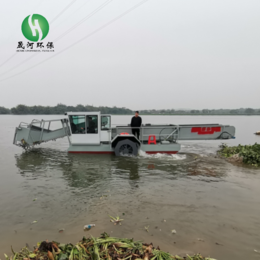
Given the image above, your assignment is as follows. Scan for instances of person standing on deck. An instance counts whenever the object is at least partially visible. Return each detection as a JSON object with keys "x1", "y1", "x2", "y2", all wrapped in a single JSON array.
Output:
[{"x1": 131, "y1": 111, "x2": 142, "y2": 139}]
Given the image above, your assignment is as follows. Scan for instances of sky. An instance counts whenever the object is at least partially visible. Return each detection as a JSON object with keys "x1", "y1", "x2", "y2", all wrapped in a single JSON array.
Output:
[{"x1": 0, "y1": 0, "x2": 259, "y2": 110}]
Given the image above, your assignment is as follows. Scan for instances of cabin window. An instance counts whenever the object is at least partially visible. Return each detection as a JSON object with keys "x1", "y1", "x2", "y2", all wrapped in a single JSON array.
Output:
[
  {"x1": 86, "y1": 115, "x2": 98, "y2": 134},
  {"x1": 101, "y1": 116, "x2": 111, "y2": 130},
  {"x1": 69, "y1": 115, "x2": 86, "y2": 134}
]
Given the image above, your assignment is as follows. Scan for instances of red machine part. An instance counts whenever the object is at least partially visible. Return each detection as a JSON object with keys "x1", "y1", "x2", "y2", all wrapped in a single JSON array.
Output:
[{"x1": 120, "y1": 132, "x2": 129, "y2": 135}]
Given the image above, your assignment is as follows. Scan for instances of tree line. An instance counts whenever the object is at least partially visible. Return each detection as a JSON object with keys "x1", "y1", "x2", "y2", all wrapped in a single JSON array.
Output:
[
  {"x1": 0, "y1": 104, "x2": 260, "y2": 115},
  {"x1": 0, "y1": 104, "x2": 133, "y2": 115},
  {"x1": 141, "y1": 108, "x2": 260, "y2": 115}
]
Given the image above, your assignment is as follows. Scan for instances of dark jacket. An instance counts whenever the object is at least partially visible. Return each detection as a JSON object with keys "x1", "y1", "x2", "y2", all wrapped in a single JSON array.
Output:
[{"x1": 131, "y1": 116, "x2": 142, "y2": 128}]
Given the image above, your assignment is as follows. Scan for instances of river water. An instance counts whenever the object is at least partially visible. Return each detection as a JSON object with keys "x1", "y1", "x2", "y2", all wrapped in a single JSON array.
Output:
[{"x1": 0, "y1": 115, "x2": 260, "y2": 260}]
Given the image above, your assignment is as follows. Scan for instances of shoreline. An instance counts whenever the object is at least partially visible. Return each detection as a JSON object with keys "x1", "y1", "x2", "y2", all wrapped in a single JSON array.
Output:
[{"x1": 4, "y1": 233, "x2": 215, "y2": 260}]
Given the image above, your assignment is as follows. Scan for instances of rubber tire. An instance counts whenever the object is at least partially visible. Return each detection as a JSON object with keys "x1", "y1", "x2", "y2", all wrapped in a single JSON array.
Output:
[{"x1": 114, "y1": 139, "x2": 138, "y2": 156}]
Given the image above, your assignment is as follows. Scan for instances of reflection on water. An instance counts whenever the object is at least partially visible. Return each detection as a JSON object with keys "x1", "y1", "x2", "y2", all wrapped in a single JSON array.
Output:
[
  {"x1": 15, "y1": 148, "x2": 226, "y2": 187},
  {"x1": 1, "y1": 115, "x2": 260, "y2": 260}
]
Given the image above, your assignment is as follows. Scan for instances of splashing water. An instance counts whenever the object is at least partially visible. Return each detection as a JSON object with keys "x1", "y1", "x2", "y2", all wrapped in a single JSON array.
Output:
[{"x1": 138, "y1": 149, "x2": 186, "y2": 160}]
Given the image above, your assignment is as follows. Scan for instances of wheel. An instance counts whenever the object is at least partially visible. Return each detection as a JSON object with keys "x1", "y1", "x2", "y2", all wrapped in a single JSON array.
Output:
[{"x1": 114, "y1": 139, "x2": 138, "y2": 156}]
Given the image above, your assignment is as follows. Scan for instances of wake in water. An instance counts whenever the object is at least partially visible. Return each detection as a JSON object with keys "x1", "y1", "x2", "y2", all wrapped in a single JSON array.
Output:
[{"x1": 138, "y1": 149, "x2": 186, "y2": 160}]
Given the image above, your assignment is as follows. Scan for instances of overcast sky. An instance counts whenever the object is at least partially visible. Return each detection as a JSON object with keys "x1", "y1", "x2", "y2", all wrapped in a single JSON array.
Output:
[{"x1": 0, "y1": 0, "x2": 259, "y2": 110}]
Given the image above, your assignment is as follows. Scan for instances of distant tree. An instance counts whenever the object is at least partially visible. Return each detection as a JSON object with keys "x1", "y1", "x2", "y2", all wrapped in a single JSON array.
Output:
[
  {"x1": 0, "y1": 106, "x2": 10, "y2": 114},
  {"x1": 10, "y1": 107, "x2": 17, "y2": 114},
  {"x1": 202, "y1": 109, "x2": 209, "y2": 114},
  {"x1": 230, "y1": 109, "x2": 239, "y2": 114},
  {"x1": 78, "y1": 105, "x2": 86, "y2": 111},
  {"x1": 191, "y1": 110, "x2": 200, "y2": 114},
  {"x1": 245, "y1": 108, "x2": 255, "y2": 114},
  {"x1": 11, "y1": 104, "x2": 30, "y2": 114},
  {"x1": 55, "y1": 104, "x2": 67, "y2": 114}
]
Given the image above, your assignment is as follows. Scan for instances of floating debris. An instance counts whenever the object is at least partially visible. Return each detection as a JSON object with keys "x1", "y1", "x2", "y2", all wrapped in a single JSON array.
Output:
[
  {"x1": 218, "y1": 143, "x2": 260, "y2": 166},
  {"x1": 171, "y1": 229, "x2": 177, "y2": 234},
  {"x1": 31, "y1": 221, "x2": 37, "y2": 224},
  {"x1": 109, "y1": 215, "x2": 123, "y2": 225},
  {"x1": 197, "y1": 238, "x2": 204, "y2": 242},
  {"x1": 58, "y1": 229, "x2": 65, "y2": 233},
  {"x1": 145, "y1": 226, "x2": 149, "y2": 232},
  {"x1": 83, "y1": 224, "x2": 95, "y2": 231},
  {"x1": 4, "y1": 233, "x2": 216, "y2": 260}
]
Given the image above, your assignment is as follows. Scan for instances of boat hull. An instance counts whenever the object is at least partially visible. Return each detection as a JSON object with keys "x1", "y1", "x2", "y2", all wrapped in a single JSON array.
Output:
[{"x1": 67, "y1": 143, "x2": 181, "y2": 154}]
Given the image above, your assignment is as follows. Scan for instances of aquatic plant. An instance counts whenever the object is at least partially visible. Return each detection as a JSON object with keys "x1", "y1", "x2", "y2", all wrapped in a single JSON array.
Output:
[
  {"x1": 4, "y1": 233, "x2": 216, "y2": 260},
  {"x1": 218, "y1": 143, "x2": 260, "y2": 166},
  {"x1": 109, "y1": 216, "x2": 124, "y2": 225}
]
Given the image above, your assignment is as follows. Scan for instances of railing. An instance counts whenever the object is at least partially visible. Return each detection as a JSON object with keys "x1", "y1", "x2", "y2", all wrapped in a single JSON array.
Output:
[{"x1": 114, "y1": 125, "x2": 180, "y2": 143}]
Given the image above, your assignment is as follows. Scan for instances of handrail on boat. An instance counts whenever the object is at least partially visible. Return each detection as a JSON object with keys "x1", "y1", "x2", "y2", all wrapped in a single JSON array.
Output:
[
  {"x1": 113, "y1": 124, "x2": 221, "y2": 129},
  {"x1": 18, "y1": 122, "x2": 29, "y2": 128},
  {"x1": 30, "y1": 119, "x2": 67, "y2": 124},
  {"x1": 115, "y1": 125, "x2": 180, "y2": 143}
]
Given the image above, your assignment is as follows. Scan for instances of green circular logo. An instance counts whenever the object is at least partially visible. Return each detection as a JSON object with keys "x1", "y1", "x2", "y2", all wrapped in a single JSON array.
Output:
[{"x1": 21, "y1": 14, "x2": 49, "y2": 42}]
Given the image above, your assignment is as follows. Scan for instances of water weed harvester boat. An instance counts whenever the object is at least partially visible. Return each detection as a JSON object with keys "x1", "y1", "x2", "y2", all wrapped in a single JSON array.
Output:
[{"x1": 13, "y1": 112, "x2": 236, "y2": 156}]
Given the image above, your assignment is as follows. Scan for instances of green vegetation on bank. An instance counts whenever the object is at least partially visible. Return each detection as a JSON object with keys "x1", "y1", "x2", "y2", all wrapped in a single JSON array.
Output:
[
  {"x1": 0, "y1": 104, "x2": 260, "y2": 115},
  {"x1": 218, "y1": 143, "x2": 260, "y2": 166},
  {"x1": 4, "y1": 233, "x2": 215, "y2": 260}
]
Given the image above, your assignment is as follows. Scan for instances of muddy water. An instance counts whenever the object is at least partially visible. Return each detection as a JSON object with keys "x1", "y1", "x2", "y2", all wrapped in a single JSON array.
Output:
[{"x1": 0, "y1": 115, "x2": 260, "y2": 260}]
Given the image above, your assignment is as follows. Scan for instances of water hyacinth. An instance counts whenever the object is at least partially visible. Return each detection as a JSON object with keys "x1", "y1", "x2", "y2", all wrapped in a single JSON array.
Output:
[
  {"x1": 4, "y1": 233, "x2": 216, "y2": 260},
  {"x1": 218, "y1": 143, "x2": 260, "y2": 166},
  {"x1": 109, "y1": 216, "x2": 124, "y2": 225}
]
